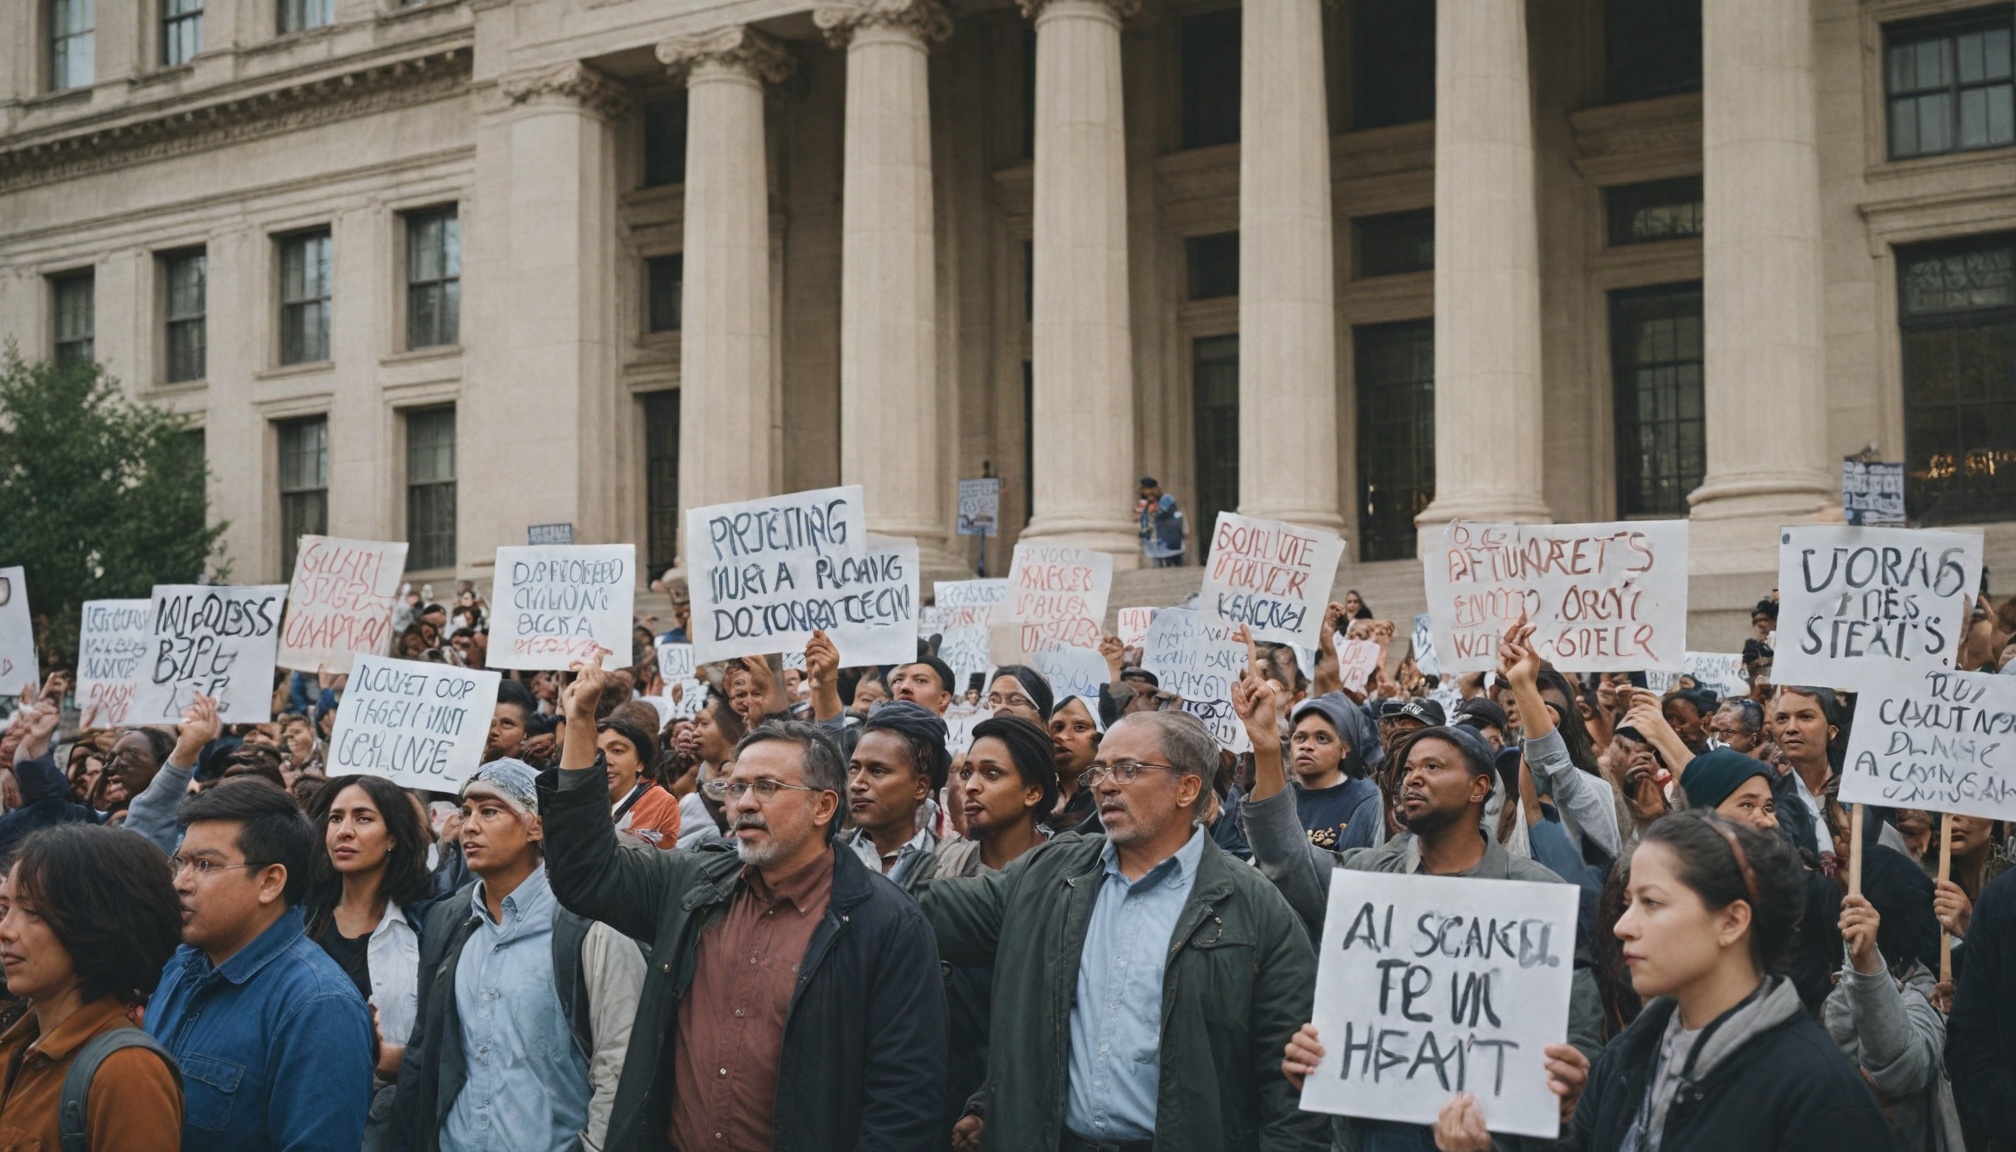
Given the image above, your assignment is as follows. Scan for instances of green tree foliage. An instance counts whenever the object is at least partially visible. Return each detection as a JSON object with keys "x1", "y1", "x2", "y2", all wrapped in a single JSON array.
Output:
[{"x1": 0, "y1": 346, "x2": 226, "y2": 668}]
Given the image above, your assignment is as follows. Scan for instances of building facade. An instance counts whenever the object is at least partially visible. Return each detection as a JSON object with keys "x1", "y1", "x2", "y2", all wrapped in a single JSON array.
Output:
[{"x1": 1, "y1": 0, "x2": 2012, "y2": 643}]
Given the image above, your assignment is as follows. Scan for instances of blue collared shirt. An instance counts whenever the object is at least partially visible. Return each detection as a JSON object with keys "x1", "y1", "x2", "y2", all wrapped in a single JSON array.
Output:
[
  {"x1": 1065, "y1": 825, "x2": 1206, "y2": 1142},
  {"x1": 147, "y1": 904, "x2": 375, "y2": 1152},
  {"x1": 441, "y1": 865, "x2": 589, "y2": 1152}
]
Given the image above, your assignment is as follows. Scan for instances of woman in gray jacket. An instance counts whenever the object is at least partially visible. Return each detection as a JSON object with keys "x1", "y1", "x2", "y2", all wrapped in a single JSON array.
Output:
[{"x1": 1825, "y1": 891, "x2": 1965, "y2": 1152}]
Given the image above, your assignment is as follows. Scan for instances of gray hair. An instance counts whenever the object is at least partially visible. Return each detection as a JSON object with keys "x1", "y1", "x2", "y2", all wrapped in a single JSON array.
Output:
[
  {"x1": 735, "y1": 719, "x2": 848, "y2": 839},
  {"x1": 1112, "y1": 709, "x2": 1217, "y2": 798}
]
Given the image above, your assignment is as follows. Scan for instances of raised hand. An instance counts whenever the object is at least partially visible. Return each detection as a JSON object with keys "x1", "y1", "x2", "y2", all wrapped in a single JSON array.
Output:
[
  {"x1": 1496, "y1": 613, "x2": 1541, "y2": 687},
  {"x1": 1839, "y1": 893, "x2": 1883, "y2": 974},
  {"x1": 563, "y1": 649, "x2": 611, "y2": 725},
  {"x1": 171, "y1": 694, "x2": 222, "y2": 767}
]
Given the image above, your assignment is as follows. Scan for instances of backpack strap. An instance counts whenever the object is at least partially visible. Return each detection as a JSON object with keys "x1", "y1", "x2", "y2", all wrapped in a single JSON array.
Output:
[
  {"x1": 551, "y1": 909, "x2": 595, "y2": 1064},
  {"x1": 60, "y1": 1027, "x2": 181, "y2": 1152}
]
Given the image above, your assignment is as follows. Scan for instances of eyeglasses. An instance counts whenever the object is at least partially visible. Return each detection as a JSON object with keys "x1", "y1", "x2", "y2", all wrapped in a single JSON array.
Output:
[
  {"x1": 702, "y1": 778, "x2": 828, "y2": 803},
  {"x1": 986, "y1": 692, "x2": 1034, "y2": 711},
  {"x1": 1078, "y1": 760, "x2": 1183, "y2": 789},
  {"x1": 169, "y1": 855, "x2": 266, "y2": 879}
]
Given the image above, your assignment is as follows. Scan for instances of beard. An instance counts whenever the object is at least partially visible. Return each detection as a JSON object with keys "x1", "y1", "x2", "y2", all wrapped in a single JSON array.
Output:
[{"x1": 732, "y1": 814, "x2": 786, "y2": 866}]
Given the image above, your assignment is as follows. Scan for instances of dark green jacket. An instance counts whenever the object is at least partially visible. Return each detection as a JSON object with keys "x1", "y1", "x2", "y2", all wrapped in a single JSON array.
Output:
[{"x1": 919, "y1": 830, "x2": 1329, "y2": 1152}]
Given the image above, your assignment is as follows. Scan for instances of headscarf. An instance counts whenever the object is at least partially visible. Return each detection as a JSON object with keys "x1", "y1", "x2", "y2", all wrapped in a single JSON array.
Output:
[
  {"x1": 990, "y1": 664, "x2": 1057, "y2": 721},
  {"x1": 461, "y1": 758, "x2": 540, "y2": 815},
  {"x1": 1053, "y1": 694, "x2": 1105, "y2": 734},
  {"x1": 1679, "y1": 749, "x2": 1774, "y2": 812}
]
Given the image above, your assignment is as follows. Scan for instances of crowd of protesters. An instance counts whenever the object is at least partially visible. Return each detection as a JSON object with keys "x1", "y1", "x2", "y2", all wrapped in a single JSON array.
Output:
[{"x1": 0, "y1": 574, "x2": 2013, "y2": 1152}]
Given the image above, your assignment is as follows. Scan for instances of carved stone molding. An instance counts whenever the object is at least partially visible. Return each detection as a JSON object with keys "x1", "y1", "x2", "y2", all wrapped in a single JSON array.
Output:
[
  {"x1": 1018, "y1": 0, "x2": 1140, "y2": 23},
  {"x1": 499, "y1": 61, "x2": 632, "y2": 119},
  {"x1": 0, "y1": 49, "x2": 471, "y2": 194},
  {"x1": 812, "y1": 0, "x2": 953, "y2": 50},
  {"x1": 656, "y1": 26, "x2": 797, "y2": 87}
]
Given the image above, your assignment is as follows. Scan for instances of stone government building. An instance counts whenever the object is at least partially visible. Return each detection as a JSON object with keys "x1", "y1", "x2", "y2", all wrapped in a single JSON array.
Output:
[{"x1": 2, "y1": 0, "x2": 2012, "y2": 647}]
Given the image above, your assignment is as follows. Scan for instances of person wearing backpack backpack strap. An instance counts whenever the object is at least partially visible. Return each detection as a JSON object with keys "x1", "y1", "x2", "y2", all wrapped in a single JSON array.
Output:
[
  {"x1": 392, "y1": 758, "x2": 645, "y2": 1152},
  {"x1": 0, "y1": 824, "x2": 183, "y2": 1152}
]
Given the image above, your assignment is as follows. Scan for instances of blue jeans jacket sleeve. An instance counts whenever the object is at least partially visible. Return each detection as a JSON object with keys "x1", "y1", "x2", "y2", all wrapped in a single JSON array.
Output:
[{"x1": 271, "y1": 991, "x2": 377, "y2": 1152}]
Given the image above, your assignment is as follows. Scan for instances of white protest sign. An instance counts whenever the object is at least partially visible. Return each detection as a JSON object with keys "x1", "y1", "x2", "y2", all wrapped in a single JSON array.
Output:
[
  {"x1": 77, "y1": 599, "x2": 152, "y2": 726},
  {"x1": 662, "y1": 678, "x2": 709, "y2": 721},
  {"x1": 1021, "y1": 645, "x2": 1111, "y2": 705},
  {"x1": 956, "y1": 478, "x2": 1001, "y2": 537},
  {"x1": 994, "y1": 545, "x2": 1112, "y2": 662},
  {"x1": 685, "y1": 486, "x2": 877, "y2": 664},
  {"x1": 1645, "y1": 652, "x2": 1749, "y2": 699},
  {"x1": 932, "y1": 579, "x2": 1009, "y2": 689},
  {"x1": 0, "y1": 569, "x2": 35, "y2": 687},
  {"x1": 1116, "y1": 607, "x2": 1157, "y2": 650},
  {"x1": 276, "y1": 536, "x2": 408, "y2": 673},
  {"x1": 1839, "y1": 658, "x2": 2016, "y2": 821},
  {"x1": 946, "y1": 708, "x2": 993, "y2": 755},
  {"x1": 1301, "y1": 871, "x2": 1579, "y2": 1139},
  {"x1": 1421, "y1": 520, "x2": 1688, "y2": 674},
  {"x1": 131, "y1": 584, "x2": 288, "y2": 724},
  {"x1": 489, "y1": 544, "x2": 635, "y2": 671},
  {"x1": 825, "y1": 536, "x2": 920, "y2": 666},
  {"x1": 656, "y1": 641, "x2": 696, "y2": 684},
  {"x1": 326, "y1": 655, "x2": 501, "y2": 793},
  {"x1": 1773, "y1": 526, "x2": 1981, "y2": 690},
  {"x1": 1141, "y1": 607, "x2": 1252, "y2": 753},
  {"x1": 1411, "y1": 613, "x2": 1440, "y2": 678},
  {"x1": 1200, "y1": 512, "x2": 1346, "y2": 648},
  {"x1": 1334, "y1": 637, "x2": 1383, "y2": 692}
]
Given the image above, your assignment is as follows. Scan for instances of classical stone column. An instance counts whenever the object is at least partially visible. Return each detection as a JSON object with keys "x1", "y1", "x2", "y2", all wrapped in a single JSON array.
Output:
[
  {"x1": 1238, "y1": 0, "x2": 1342, "y2": 533},
  {"x1": 1417, "y1": 0, "x2": 1550, "y2": 528},
  {"x1": 1690, "y1": 0, "x2": 1833, "y2": 559},
  {"x1": 814, "y1": 0, "x2": 961, "y2": 571},
  {"x1": 658, "y1": 29, "x2": 794, "y2": 532},
  {"x1": 1018, "y1": 0, "x2": 1140, "y2": 563}
]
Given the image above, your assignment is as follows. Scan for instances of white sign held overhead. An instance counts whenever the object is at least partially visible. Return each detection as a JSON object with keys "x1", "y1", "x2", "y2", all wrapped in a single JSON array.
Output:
[
  {"x1": 1773, "y1": 525, "x2": 1981, "y2": 690},
  {"x1": 1839, "y1": 657, "x2": 2016, "y2": 822},
  {"x1": 997, "y1": 545, "x2": 1112, "y2": 660},
  {"x1": 930, "y1": 578, "x2": 1010, "y2": 689},
  {"x1": 1644, "y1": 652, "x2": 1749, "y2": 699},
  {"x1": 77, "y1": 599, "x2": 152, "y2": 726},
  {"x1": 1022, "y1": 644, "x2": 1110, "y2": 705},
  {"x1": 0, "y1": 569, "x2": 35, "y2": 689},
  {"x1": 1410, "y1": 613, "x2": 1440, "y2": 678},
  {"x1": 489, "y1": 544, "x2": 636, "y2": 671},
  {"x1": 276, "y1": 536, "x2": 408, "y2": 673},
  {"x1": 685, "y1": 486, "x2": 883, "y2": 664},
  {"x1": 1200, "y1": 512, "x2": 1346, "y2": 648},
  {"x1": 1300, "y1": 871, "x2": 1579, "y2": 1140},
  {"x1": 1333, "y1": 637, "x2": 1383, "y2": 692},
  {"x1": 655, "y1": 641, "x2": 696, "y2": 684},
  {"x1": 130, "y1": 584, "x2": 288, "y2": 724},
  {"x1": 1141, "y1": 607, "x2": 1252, "y2": 753},
  {"x1": 326, "y1": 655, "x2": 501, "y2": 794},
  {"x1": 1420, "y1": 520, "x2": 1689, "y2": 674},
  {"x1": 956, "y1": 478, "x2": 1001, "y2": 537},
  {"x1": 1115, "y1": 607, "x2": 1157, "y2": 650}
]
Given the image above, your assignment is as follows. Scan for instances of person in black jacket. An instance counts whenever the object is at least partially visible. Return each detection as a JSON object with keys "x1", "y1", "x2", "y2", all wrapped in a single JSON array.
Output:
[
  {"x1": 1947, "y1": 866, "x2": 2016, "y2": 1146},
  {"x1": 1433, "y1": 809, "x2": 1898, "y2": 1152}
]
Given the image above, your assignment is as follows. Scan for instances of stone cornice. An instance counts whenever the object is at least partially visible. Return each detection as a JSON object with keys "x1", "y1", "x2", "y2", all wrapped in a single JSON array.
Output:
[
  {"x1": 656, "y1": 27, "x2": 797, "y2": 87},
  {"x1": 1018, "y1": 0, "x2": 1140, "y2": 23},
  {"x1": 0, "y1": 49, "x2": 470, "y2": 194},
  {"x1": 499, "y1": 61, "x2": 632, "y2": 119},
  {"x1": 812, "y1": 0, "x2": 954, "y2": 50}
]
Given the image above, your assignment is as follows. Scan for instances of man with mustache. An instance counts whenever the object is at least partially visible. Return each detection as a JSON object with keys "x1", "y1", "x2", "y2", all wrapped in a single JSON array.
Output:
[
  {"x1": 541, "y1": 649, "x2": 947, "y2": 1152},
  {"x1": 918, "y1": 708, "x2": 1326, "y2": 1152}
]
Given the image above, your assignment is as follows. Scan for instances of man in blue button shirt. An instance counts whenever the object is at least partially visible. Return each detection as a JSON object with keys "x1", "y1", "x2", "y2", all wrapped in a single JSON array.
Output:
[{"x1": 146, "y1": 778, "x2": 376, "y2": 1152}]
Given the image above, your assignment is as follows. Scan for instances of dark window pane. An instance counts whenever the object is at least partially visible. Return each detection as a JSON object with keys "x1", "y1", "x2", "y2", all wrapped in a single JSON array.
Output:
[
  {"x1": 1022, "y1": 28, "x2": 1037, "y2": 160},
  {"x1": 280, "y1": 230, "x2": 331, "y2": 364},
  {"x1": 406, "y1": 407, "x2": 456, "y2": 570},
  {"x1": 644, "y1": 391, "x2": 681, "y2": 573},
  {"x1": 1355, "y1": 319, "x2": 1434, "y2": 560},
  {"x1": 277, "y1": 416, "x2": 329, "y2": 575},
  {"x1": 1605, "y1": 176, "x2": 1704, "y2": 246},
  {"x1": 1181, "y1": 9, "x2": 1241, "y2": 149},
  {"x1": 278, "y1": 0, "x2": 331, "y2": 34},
  {"x1": 1611, "y1": 283, "x2": 1706, "y2": 518},
  {"x1": 1605, "y1": 0, "x2": 1702, "y2": 104},
  {"x1": 1355, "y1": 208, "x2": 1434, "y2": 277},
  {"x1": 162, "y1": 0, "x2": 201, "y2": 66},
  {"x1": 1186, "y1": 231, "x2": 1239, "y2": 299},
  {"x1": 50, "y1": 0, "x2": 94, "y2": 90},
  {"x1": 164, "y1": 248, "x2": 206, "y2": 382},
  {"x1": 1192, "y1": 335, "x2": 1240, "y2": 562},
  {"x1": 1898, "y1": 232, "x2": 2016, "y2": 524},
  {"x1": 1353, "y1": 0, "x2": 1434, "y2": 130},
  {"x1": 406, "y1": 208, "x2": 459, "y2": 349},
  {"x1": 643, "y1": 96, "x2": 688, "y2": 188},
  {"x1": 52, "y1": 271, "x2": 95, "y2": 368},
  {"x1": 648, "y1": 254, "x2": 683, "y2": 333},
  {"x1": 1884, "y1": 7, "x2": 2016, "y2": 160}
]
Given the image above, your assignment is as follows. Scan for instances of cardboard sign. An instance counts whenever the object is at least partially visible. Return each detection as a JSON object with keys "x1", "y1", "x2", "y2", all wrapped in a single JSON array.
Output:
[
  {"x1": 946, "y1": 707, "x2": 994, "y2": 755},
  {"x1": 685, "y1": 486, "x2": 876, "y2": 664},
  {"x1": 1421, "y1": 520, "x2": 1688, "y2": 674},
  {"x1": 326, "y1": 655, "x2": 500, "y2": 794},
  {"x1": 1839, "y1": 658, "x2": 2016, "y2": 821},
  {"x1": 1200, "y1": 512, "x2": 1346, "y2": 648},
  {"x1": 0, "y1": 569, "x2": 35, "y2": 688},
  {"x1": 1842, "y1": 460, "x2": 1906, "y2": 527},
  {"x1": 1334, "y1": 637, "x2": 1384, "y2": 692},
  {"x1": 1773, "y1": 526, "x2": 1981, "y2": 690},
  {"x1": 1411, "y1": 614, "x2": 1440, "y2": 678},
  {"x1": 276, "y1": 536, "x2": 408, "y2": 673},
  {"x1": 957, "y1": 478, "x2": 1001, "y2": 537},
  {"x1": 1645, "y1": 652, "x2": 1749, "y2": 699},
  {"x1": 130, "y1": 584, "x2": 288, "y2": 724},
  {"x1": 656, "y1": 641, "x2": 696, "y2": 684},
  {"x1": 1003, "y1": 545, "x2": 1112, "y2": 653},
  {"x1": 1116, "y1": 607, "x2": 1157, "y2": 650},
  {"x1": 1141, "y1": 607, "x2": 1252, "y2": 752},
  {"x1": 77, "y1": 599, "x2": 152, "y2": 726},
  {"x1": 488, "y1": 544, "x2": 635, "y2": 671},
  {"x1": 1301, "y1": 871, "x2": 1579, "y2": 1139}
]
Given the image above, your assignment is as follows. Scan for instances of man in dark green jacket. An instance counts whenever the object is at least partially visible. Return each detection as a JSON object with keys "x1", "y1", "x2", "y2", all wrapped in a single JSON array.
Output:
[{"x1": 920, "y1": 709, "x2": 1328, "y2": 1152}]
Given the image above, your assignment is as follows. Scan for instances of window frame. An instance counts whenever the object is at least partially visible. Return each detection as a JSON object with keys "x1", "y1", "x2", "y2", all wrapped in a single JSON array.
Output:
[
  {"x1": 403, "y1": 206, "x2": 460, "y2": 351},
  {"x1": 404, "y1": 406, "x2": 457, "y2": 571},
  {"x1": 1603, "y1": 0, "x2": 1703, "y2": 106},
  {"x1": 50, "y1": 270, "x2": 95, "y2": 370},
  {"x1": 1603, "y1": 176, "x2": 1705, "y2": 248},
  {"x1": 1894, "y1": 231, "x2": 2016, "y2": 524},
  {"x1": 644, "y1": 391, "x2": 682, "y2": 573},
  {"x1": 276, "y1": 0, "x2": 332, "y2": 35},
  {"x1": 642, "y1": 96, "x2": 689, "y2": 189},
  {"x1": 1185, "y1": 232, "x2": 1239, "y2": 301},
  {"x1": 1179, "y1": 8, "x2": 1242, "y2": 151},
  {"x1": 1882, "y1": 6, "x2": 2015, "y2": 161},
  {"x1": 161, "y1": 0, "x2": 201, "y2": 67},
  {"x1": 275, "y1": 415, "x2": 329, "y2": 577},
  {"x1": 162, "y1": 247, "x2": 208, "y2": 384},
  {"x1": 48, "y1": 0, "x2": 94, "y2": 92},
  {"x1": 1191, "y1": 333, "x2": 1241, "y2": 564},
  {"x1": 646, "y1": 253, "x2": 684, "y2": 335},
  {"x1": 1354, "y1": 318, "x2": 1435, "y2": 562},
  {"x1": 1353, "y1": 209, "x2": 1435, "y2": 279},
  {"x1": 1350, "y1": 0, "x2": 1434, "y2": 131},
  {"x1": 277, "y1": 229, "x2": 332, "y2": 366},
  {"x1": 1608, "y1": 282, "x2": 1707, "y2": 520}
]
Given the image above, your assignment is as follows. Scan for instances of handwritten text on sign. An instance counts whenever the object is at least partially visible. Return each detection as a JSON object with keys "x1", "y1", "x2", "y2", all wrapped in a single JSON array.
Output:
[
  {"x1": 1420, "y1": 520, "x2": 1688, "y2": 674},
  {"x1": 0, "y1": 569, "x2": 35, "y2": 687},
  {"x1": 686, "y1": 487, "x2": 879, "y2": 663},
  {"x1": 1201, "y1": 513, "x2": 1345, "y2": 648},
  {"x1": 1005, "y1": 545, "x2": 1112, "y2": 652},
  {"x1": 1301, "y1": 871, "x2": 1578, "y2": 1139},
  {"x1": 1645, "y1": 652, "x2": 1749, "y2": 699},
  {"x1": 1141, "y1": 608, "x2": 1252, "y2": 753},
  {"x1": 1773, "y1": 526, "x2": 1981, "y2": 690},
  {"x1": 277, "y1": 536, "x2": 409, "y2": 673},
  {"x1": 327, "y1": 655, "x2": 500, "y2": 793},
  {"x1": 489, "y1": 545, "x2": 635, "y2": 671},
  {"x1": 77, "y1": 600, "x2": 151, "y2": 726},
  {"x1": 1840, "y1": 657, "x2": 2016, "y2": 822},
  {"x1": 131, "y1": 585, "x2": 287, "y2": 724}
]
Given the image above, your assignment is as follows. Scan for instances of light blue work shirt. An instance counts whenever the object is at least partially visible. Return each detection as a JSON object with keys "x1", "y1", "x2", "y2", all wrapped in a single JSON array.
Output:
[
  {"x1": 440, "y1": 866, "x2": 589, "y2": 1152},
  {"x1": 1064, "y1": 824, "x2": 1206, "y2": 1142}
]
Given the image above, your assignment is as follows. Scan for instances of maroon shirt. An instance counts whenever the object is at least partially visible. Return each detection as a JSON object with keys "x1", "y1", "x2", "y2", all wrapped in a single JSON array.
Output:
[{"x1": 670, "y1": 846, "x2": 835, "y2": 1151}]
